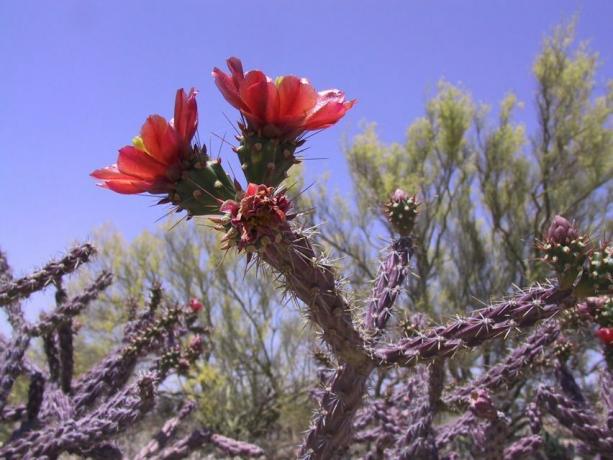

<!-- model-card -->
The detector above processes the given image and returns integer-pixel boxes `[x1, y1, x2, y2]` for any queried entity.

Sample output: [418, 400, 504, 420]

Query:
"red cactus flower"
[91, 88, 198, 194]
[212, 183, 293, 251]
[596, 327, 613, 346]
[189, 298, 204, 313]
[212, 57, 355, 138]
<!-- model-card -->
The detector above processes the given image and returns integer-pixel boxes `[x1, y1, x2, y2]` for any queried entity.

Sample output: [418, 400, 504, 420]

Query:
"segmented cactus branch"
[152, 428, 265, 459]
[536, 386, 613, 456]
[262, 232, 366, 365]
[0, 246, 262, 459]
[0, 244, 96, 306]
[445, 321, 559, 407]
[375, 285, 574, 366]
[135, 401, 196, 460]
[503, 435, 543, 460]
[363, 236, 413, 338]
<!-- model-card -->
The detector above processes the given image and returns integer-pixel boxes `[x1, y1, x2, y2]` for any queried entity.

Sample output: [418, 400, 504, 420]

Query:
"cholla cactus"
[7, 55, 606, 459]
[0, 246, 263, 459]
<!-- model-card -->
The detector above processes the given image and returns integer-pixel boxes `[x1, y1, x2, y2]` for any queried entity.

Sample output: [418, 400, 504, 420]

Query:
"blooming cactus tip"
[213, 57, 356, 187]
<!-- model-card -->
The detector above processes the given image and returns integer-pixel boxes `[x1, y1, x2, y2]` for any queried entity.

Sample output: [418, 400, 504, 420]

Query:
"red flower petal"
[117, 146, 169, 181]
[303, 92, 356, 130]
[245, 183, 258, 196]
[174, 88, 198, 145]
[227, 57, 244, 86]
[220, 199, 239, 214]
[213, 57, 355, 138]
[90, 164, 127, 180]
[213, 66, 248, 112]
[239, 71, 277, 126]
[278, 76, 318, 121]
[103, 179, 153, 194]
[140, 115, 180, 166]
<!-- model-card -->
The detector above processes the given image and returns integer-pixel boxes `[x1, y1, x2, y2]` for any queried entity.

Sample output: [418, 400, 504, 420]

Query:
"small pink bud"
[546, 215, 579, 245]
[189, 298, 204, 313]
[391, 188, 410, 203]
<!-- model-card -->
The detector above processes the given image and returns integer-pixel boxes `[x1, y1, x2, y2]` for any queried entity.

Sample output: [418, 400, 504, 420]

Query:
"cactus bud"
[538, 215, 591, 290]
[189, 298, 204, 313]
[546, 216, 580, 245]
[384, 188, 419, 236]
[469, 389, 498, 420]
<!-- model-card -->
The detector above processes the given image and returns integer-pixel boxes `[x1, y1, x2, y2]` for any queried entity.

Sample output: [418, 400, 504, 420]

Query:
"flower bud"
[384, 188, 419, 236]
[546, 215, 579, 245]
[189, 298, 204, 313]
[469, 389, 497, 420]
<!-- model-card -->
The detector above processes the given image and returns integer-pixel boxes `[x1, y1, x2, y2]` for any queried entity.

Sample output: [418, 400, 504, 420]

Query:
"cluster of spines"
[384, 189, 419, 236]
[234, 132, 302, 187]
[162, 145, 237, 218]
[538, 224, 591, 290]
[576, 242, 613, 297]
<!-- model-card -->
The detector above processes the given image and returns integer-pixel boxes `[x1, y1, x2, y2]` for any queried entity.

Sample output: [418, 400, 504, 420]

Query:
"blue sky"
[0, 0, 611, 280]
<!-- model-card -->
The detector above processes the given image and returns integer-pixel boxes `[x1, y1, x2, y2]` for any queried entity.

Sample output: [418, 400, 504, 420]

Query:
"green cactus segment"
[384, 196, 419, 236]
[540, 236, 591, 290]
[171, 149, 237, 217]
[575, 244, 613, 297]
[235, 133, 301, 187]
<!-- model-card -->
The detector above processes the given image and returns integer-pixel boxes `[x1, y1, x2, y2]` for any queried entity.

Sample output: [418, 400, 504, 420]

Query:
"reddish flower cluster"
[91, 88, 198, 194]
[212, 57, 355, 138]
[211, 183, 293, 251]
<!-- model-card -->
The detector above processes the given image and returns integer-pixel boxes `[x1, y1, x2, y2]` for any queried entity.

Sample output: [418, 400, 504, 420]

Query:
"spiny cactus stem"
[28, 271, 112, 337]
[503, 435, 543, 460]
[153, 427, 265, 459]
[262, 231, 377, 459]
[0, 372, 158, 459]
[536, 386, 613, 456]
[436, 412, 477, 448]
[0, 249, 27, 331]
[445, 320, 559, 407]
[0, 244, 96, 307]
[0, 404, 27, 423]
[135, 400, 196, 460]
[0, 328, 30, 412]
[363, 237, 413, 339]
[72, 304, 182, 413]
[262, 232, 367, 367]
[375, 285, 574, 367]
[300, 364, 372, 460]
[397, 360, 444, 460]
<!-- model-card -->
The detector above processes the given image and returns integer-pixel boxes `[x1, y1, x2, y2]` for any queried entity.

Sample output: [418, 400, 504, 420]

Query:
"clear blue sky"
[0, 0, 611, 279]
